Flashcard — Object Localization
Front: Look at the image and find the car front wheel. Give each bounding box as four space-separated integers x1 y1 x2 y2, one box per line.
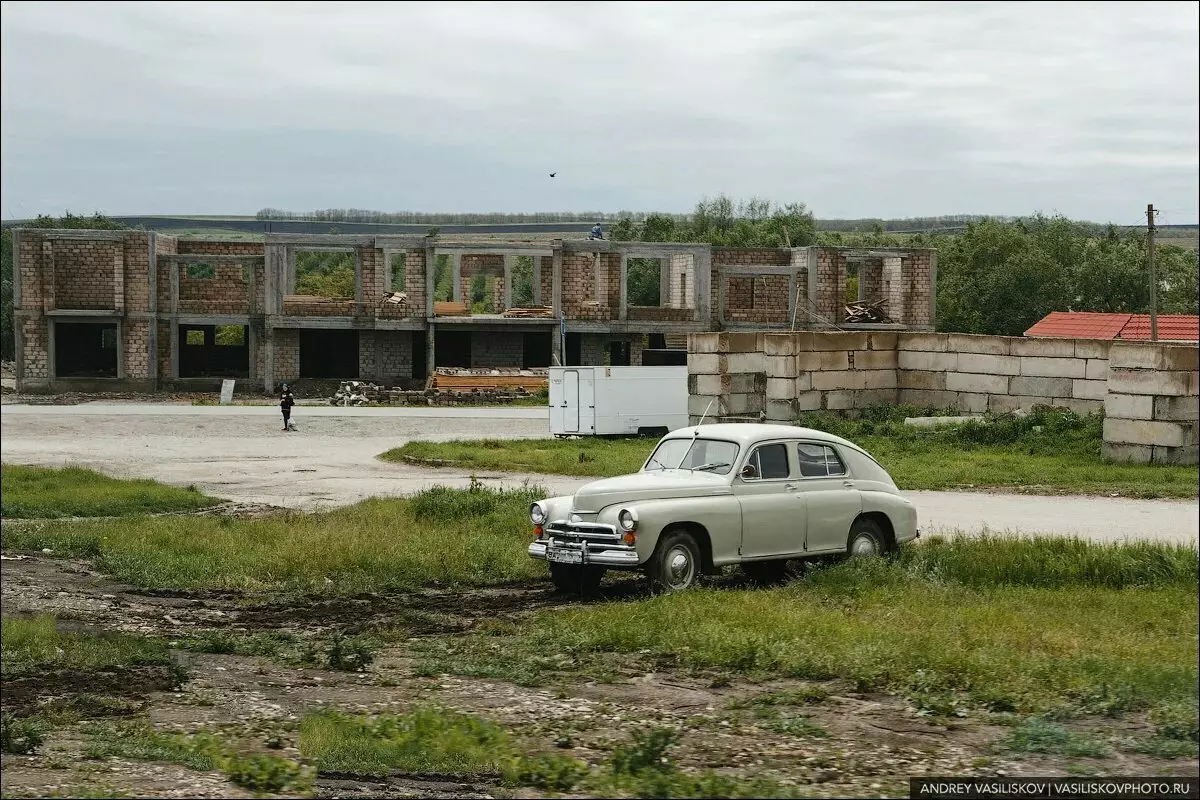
549 564 606 595
648 530 701 593
847 517 886 558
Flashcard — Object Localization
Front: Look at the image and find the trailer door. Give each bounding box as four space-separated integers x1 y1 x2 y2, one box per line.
563 369 580 433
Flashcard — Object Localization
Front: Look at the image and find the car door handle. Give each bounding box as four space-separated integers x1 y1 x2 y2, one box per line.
842 480 855 488
785 483 798 492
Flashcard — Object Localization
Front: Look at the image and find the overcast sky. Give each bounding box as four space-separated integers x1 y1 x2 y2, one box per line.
2 1 1197 223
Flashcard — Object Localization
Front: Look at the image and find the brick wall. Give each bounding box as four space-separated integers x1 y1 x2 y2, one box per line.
156 321 172 379
539 257 553 306
176 240 265 256
563 252 597 316
177 260 252 314
358 330 414 382
712 249 791 267
123 321 151 379
578 333 644 366
272 329 300 384
54 240 119 310
20 318 49 381
903 252 934 328
155 235 178 256
471 331 525 367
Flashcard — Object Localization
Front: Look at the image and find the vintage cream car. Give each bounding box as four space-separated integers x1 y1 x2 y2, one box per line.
528 423 918 592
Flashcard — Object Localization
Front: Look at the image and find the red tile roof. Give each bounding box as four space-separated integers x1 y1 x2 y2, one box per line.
1024 312 1199 342
1119 315 1200 342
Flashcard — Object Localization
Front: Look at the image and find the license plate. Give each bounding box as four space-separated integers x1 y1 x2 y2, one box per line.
547 547 582 564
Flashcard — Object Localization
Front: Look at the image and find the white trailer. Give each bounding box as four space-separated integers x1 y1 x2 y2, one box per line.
548 366 689 437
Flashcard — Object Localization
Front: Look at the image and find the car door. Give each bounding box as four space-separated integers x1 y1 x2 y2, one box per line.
733 440 804 559
794 442 862 553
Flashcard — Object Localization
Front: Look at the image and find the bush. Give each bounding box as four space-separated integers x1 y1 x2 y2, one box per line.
223 753 314 795
1 713 45 755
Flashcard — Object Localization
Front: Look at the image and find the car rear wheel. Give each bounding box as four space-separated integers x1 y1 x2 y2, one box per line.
648 531 700 593
549 564 606 595
847 517 886 558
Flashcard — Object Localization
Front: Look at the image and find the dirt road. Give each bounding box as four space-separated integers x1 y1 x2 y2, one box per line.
2 403 1196 543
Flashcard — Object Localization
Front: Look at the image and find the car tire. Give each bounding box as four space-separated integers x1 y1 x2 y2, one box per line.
847 517 886 558
648 530 701 593
548 564 606 595
742 559 792 585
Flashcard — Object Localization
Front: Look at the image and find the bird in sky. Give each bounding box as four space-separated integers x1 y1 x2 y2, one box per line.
549 172 557 178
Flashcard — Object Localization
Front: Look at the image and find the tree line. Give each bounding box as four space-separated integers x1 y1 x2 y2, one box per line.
1 203 1195 361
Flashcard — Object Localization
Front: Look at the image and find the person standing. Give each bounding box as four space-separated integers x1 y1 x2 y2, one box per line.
280 384 295 431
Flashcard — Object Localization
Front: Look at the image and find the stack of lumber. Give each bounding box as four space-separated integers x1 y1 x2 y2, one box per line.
434 301 469 316
502 306 554 318
430 367 548 393
381 291 408 306
844 298 892 324
284 294 352 305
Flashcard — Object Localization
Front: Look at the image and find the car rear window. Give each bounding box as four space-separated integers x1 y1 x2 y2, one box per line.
796 443 846 477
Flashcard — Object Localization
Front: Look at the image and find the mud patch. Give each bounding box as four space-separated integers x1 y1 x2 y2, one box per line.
2 665 180 717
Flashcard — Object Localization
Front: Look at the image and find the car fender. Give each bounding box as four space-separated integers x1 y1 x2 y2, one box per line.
858 489 918 544
597 495 742 565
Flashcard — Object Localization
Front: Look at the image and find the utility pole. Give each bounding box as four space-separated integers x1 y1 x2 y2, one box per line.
1147 203 1157 342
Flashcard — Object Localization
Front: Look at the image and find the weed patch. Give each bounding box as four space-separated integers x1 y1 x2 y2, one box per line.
1 616 172 677
1 464 219 518
1002 718 1109 757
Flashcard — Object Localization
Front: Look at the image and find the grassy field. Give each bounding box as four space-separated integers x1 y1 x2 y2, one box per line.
1 615 172 678
0 464 220 519
0 483 546 594
415 536 1199 721
381 408 1199 498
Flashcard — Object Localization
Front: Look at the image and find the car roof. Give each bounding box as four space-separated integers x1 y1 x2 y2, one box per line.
663 423 858 450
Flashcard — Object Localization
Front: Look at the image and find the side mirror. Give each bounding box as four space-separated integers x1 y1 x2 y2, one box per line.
740 464 758 480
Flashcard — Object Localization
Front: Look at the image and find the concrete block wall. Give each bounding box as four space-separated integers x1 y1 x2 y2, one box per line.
471 331 525 367
687 331 1199 463
358 331 414 382
897 333 1109 416
1102 344 1199 464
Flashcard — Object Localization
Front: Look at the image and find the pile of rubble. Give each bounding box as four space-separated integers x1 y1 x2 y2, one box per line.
329 380 384 406
844 298 893 324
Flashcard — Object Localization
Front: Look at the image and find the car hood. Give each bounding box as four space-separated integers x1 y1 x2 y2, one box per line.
571 470 730 512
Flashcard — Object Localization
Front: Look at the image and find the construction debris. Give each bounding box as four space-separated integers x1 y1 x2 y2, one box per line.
330 380 383 406
502 305 554 319
381 291 408 306
844 298 893 324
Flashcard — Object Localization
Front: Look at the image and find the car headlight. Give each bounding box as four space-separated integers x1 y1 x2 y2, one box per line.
618 508 638 532
529 503 547 526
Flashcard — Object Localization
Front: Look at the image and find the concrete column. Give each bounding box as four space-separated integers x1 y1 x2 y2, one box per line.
619 255 628 321
262 327 273 391
551 323 563 366
248 324 258 382
929 251 938 329
451 253 462 302
787 272 797 328
170 323 179 379
805 246 819 328
354 248 364 306
503 256 514 309
116 320 125 379
426 322 437 378
716 268 726 326
659 258 670 308
551 245 562 316
424 245 436 317
147 235 158 387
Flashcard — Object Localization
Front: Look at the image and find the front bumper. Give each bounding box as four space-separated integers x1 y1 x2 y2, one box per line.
528 519 641 567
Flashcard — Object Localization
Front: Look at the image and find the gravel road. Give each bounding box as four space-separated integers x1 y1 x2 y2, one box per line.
2 403 1196 543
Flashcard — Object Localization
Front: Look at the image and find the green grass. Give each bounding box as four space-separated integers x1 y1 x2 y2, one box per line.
413 537 1199 718
381 407 1199 497
1 484 545 594
83 723 313 795
1 464 219 519
299 708 806 797
1002 718 1109 757
1 615 172 677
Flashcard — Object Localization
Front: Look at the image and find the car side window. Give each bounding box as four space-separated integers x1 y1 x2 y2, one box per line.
796 443 846 478
746 443 789 480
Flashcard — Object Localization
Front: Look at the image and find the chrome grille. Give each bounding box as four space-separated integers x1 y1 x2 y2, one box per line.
545 520 621 546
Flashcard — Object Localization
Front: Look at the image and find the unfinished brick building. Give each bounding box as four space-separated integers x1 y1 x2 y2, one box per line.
11 228 936 392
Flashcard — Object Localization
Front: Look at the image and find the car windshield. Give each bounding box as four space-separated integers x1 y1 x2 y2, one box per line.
644 438 740 475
